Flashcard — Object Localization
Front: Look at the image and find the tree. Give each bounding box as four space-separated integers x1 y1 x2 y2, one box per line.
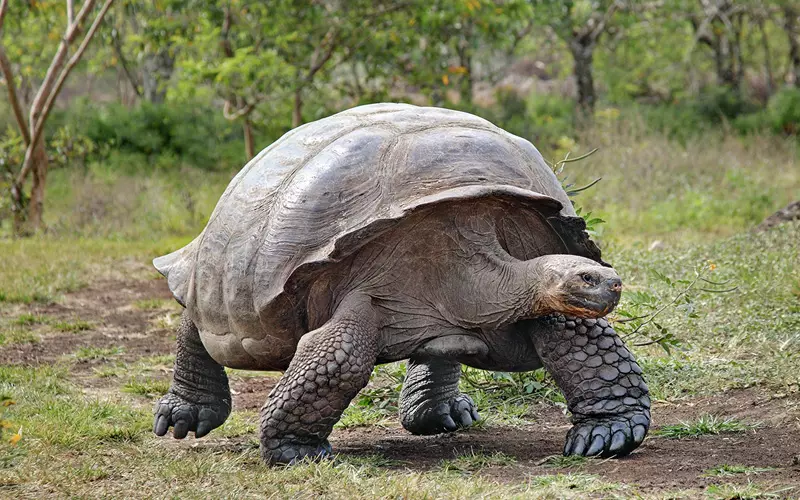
394 0 532 108
98 0 185 103
176 1 405 161
0 0 114 235
531 0 625 117
690 0 748 89
782 4 800 86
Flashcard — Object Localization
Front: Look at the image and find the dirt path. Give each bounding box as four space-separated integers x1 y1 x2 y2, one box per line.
2 275 799 495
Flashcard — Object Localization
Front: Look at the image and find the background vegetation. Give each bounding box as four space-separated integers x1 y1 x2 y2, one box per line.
1 0 799 498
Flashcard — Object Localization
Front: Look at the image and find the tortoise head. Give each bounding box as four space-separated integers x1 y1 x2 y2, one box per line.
530 255 622 318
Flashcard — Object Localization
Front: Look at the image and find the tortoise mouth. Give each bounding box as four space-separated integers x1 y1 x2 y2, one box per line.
563 290 620 318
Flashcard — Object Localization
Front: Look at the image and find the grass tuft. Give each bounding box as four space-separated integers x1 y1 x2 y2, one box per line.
122 378 170 398
654 414 758 439
74 346 125 361
702 464 776 477
52 319 94 333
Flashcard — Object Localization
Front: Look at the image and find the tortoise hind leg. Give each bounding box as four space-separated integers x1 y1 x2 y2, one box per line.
260 292 379 465
399 357 480 435
153 311 231 439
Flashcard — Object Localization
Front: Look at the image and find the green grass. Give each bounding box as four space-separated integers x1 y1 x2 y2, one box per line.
52 319 94 333
121 379 171 398
0 237 184 305
74 346 125 361
705 482 793 499
0 328 39 346
11 313 48 326
133 299 178 311
335 405 394 429
654 414 758 439
702 464 776 477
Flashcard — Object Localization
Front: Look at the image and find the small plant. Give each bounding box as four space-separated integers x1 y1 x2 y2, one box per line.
335 405 394 429
0 328 39 346
461 366 564 404
122 378 170 397
74 346 125 361
134 299 171 310
706 481 791 500
440 450 516 475
52 319 94 333
12 313 47 326
702 464 775 477
612 262 737 354
654 414 758 439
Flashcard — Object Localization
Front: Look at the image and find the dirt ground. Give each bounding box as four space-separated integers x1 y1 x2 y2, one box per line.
3 274 800 495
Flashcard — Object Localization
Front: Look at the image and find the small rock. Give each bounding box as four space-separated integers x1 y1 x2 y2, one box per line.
648 240 664 251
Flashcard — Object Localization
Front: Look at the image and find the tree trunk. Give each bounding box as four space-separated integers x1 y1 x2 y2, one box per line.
759 18 773 97
10 181 26 236
27 140 48 233
569 38 596 118
292 89 303 128
785 6 800 87
732 13 744 89
141 48 175 103
457 21 473 107
243 117 254 160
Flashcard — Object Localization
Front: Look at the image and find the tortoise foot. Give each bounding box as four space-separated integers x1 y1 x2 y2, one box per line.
261 437 333 465
153 391 231 439
563 411 650 458
403 393 480 435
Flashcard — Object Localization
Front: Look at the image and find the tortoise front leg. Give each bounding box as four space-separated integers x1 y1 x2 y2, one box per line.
260 293 379 465
399 357 480 435
531 315 651 457
153 311 231 439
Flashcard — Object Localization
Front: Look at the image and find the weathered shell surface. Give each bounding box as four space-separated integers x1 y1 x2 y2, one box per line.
154 103 591 365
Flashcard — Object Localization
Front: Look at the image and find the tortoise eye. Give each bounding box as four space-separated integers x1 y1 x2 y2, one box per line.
581 273 595 284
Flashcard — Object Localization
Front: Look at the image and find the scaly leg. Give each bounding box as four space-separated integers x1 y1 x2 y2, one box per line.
153 311 231 439
531 315 651 457
259 293 379 465
399 357 479 435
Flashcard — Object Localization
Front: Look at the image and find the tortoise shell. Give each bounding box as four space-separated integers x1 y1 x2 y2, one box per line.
154 103 602 367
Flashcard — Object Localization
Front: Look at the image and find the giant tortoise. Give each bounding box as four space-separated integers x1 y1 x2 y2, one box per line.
152 103 650 464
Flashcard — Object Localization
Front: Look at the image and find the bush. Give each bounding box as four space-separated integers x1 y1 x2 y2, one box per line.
49 99 244 170
691 86 759 124
765 88 800 135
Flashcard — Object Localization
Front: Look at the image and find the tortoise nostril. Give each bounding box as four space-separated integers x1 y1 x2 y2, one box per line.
607 278 622 292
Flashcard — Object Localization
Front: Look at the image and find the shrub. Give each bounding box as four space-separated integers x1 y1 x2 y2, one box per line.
765 88 800 135
49 99 244 170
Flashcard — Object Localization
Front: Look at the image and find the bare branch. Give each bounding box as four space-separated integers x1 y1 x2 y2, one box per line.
306 28 338 82
0 45 31 145
223 99 256 121
67 0 74 26
28 0 99 136
588 0 622 42
111 29 142 97
18 0 113 186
